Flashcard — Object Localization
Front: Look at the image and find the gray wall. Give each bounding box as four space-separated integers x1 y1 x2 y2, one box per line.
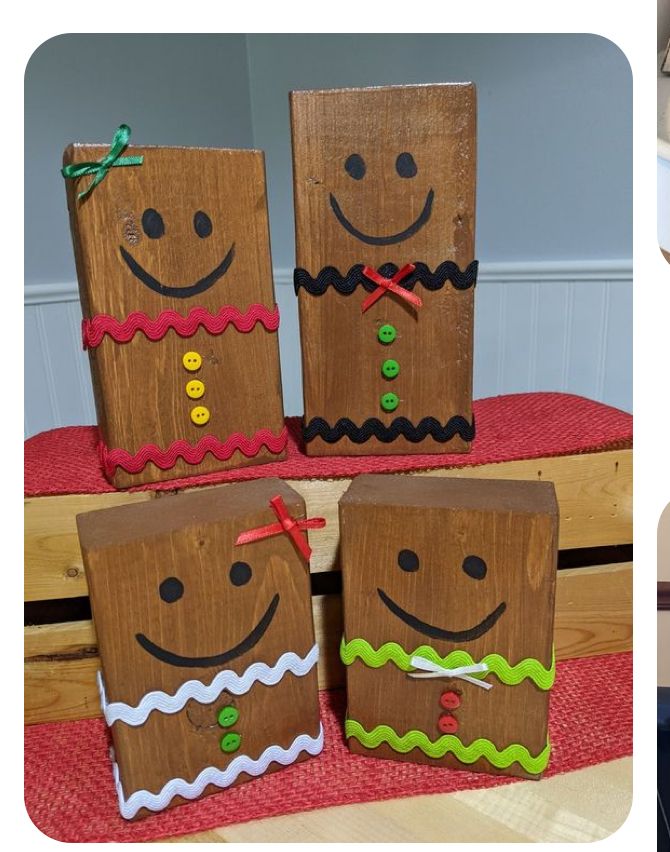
24 34 632 437
247 33 632 268
25 33 254 287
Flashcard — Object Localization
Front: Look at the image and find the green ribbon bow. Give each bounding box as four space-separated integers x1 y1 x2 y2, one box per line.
61 124 144 200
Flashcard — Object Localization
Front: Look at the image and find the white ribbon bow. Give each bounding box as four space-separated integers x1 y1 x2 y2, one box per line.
407 655 493 690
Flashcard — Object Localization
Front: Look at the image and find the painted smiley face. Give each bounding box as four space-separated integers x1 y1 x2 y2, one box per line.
135 561 280 668
119 207 236 299
329 151 434 246
377 549 507 642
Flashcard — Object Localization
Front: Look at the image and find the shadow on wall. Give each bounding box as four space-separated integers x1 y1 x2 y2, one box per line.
661 0 670 50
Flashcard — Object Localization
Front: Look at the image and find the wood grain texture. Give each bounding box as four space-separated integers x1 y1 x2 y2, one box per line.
76 479 320 817
24 619 99 659
23 562 632 725
24 492 154 601
290 84 476 455
198 757 631 843
339 474 558 778
63 144 285 487
555 562 632 658
23 448 632 598
417 450 631 550
297 449 632 573
24 657 103 722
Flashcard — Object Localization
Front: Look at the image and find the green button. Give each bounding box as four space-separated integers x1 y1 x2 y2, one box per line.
220 732 241 754
378 324 397 345
381 392 399 412
382 359 400 379
217 705 239 728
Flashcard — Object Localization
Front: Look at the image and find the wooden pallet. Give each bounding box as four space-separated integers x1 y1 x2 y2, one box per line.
24 448 632 725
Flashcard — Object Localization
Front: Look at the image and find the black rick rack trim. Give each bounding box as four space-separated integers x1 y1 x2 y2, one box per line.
302 415 476 445
293 260 478 296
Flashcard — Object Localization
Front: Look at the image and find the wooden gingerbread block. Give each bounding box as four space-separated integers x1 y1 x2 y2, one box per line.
339 474 558 779
76 478 324 819
63 128 286 488
290 85 477 456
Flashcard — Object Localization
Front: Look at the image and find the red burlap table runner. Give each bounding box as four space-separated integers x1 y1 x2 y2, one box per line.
24 393 632 496
23 652 632 843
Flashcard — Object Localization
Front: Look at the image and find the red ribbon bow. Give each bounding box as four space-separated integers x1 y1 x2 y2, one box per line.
234 495 326 561
360 263 421 313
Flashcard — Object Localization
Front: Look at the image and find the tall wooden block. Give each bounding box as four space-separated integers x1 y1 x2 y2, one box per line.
76 479 322 819
63 139 286 488
290 84 477 456
339 474 558 779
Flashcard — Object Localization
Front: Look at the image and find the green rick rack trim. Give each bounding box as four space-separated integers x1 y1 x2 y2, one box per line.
345 718 551 774
340 636 555 690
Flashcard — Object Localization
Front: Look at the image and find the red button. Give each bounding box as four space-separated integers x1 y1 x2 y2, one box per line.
440 691 461 710
438 714 459 734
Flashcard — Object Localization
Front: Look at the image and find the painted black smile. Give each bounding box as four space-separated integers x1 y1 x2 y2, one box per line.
135 593 279 668
329 189 434 246
119 243 235 299
377 587 506 642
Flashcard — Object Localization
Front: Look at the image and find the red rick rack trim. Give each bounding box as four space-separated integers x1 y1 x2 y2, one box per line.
99 428 288 477
82 303 280 348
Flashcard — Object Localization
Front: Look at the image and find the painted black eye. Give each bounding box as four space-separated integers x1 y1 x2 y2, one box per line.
462 555 487 581
159 576 184 603
141 208 165 239
230 561 252 587
344 153 366 180
398 549 419 572
396 152 417 178
194 210 213 238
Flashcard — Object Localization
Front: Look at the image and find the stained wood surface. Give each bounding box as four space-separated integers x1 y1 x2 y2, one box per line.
291 85 476 455
23 561 632 725
76 479 320 816
178 757 631 843
339 475 557 778
23 448 633 601
660 581 670 610
63 144 285 487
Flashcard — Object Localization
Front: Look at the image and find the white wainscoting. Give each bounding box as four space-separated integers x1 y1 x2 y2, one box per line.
24 260 632 438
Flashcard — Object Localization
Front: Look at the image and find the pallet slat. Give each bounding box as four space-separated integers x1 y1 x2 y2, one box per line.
24 449 632 601
554 562 632 658
24 657 103 723
24 562 632 725
24 492 153 601
297 450 633 572
24 619 98 659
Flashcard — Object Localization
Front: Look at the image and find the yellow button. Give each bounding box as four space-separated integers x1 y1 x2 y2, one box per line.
182 351 202 372
186 379 205 399
190 405 210 426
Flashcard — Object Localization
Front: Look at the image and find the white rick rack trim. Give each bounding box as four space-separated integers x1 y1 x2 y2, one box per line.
97 643 319 727
113 723 325 819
